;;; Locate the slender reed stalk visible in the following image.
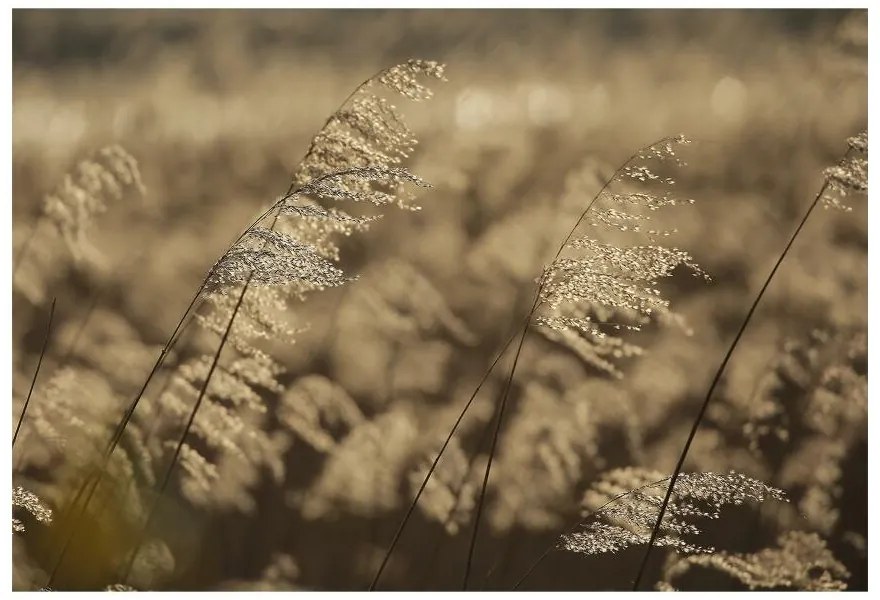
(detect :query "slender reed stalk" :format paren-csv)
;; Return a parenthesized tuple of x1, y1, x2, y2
(119, 274, 251, 584)
(44, 291, 203, 587)
(52, 315, 197, 529)
(630, 146, 854, 591)
(66, 163, 340, 493)
(13, 297, 56, 448)
(368, 331, 517, 590)
(415, 412, 497, 589)
(462, 306, 535, 589)
(92, 165, 337, 461)
(115, 188, 286, 581)
(103, 284, 207, 458)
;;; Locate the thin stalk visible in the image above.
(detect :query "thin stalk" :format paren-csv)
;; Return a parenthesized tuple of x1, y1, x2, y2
(120, 273, 251, 584)
(111, 184, 286, 584)
(39, 68, 368, 480)
(46, 181, 310, 578)
(285, 71, 381, 196)
(462, 304, 536, 590)
(53, 315, 197, 524)
(631, 150, 848, 591)
(13, 298, 56, 448)
(511, 535, 560, 590)
(368, 331, 517, 591)
(461, 138, 674, 590)
(47, 203, 280, 587)
(104, 282, 207, 458)
(89, 166, 367, 462)
(415, 411, 497, 589)
(114, 111, 358, 568)
(44, 294, 203, 588)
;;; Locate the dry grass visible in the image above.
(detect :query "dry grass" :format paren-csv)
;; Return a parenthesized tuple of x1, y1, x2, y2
(11, 9, 867, 592)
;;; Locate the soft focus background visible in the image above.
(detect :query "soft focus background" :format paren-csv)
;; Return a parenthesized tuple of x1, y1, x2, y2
(12, 9, 867, 591)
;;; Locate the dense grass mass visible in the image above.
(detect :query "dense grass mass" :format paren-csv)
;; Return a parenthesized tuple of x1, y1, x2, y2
(11, 9, 867, 592)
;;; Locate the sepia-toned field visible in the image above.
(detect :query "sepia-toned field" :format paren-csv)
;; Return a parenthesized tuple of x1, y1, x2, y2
(11, 9, 867, 592)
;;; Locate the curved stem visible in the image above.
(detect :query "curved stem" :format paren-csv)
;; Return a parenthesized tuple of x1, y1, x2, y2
(631, 150, 847, 591)
(368, 331, 517, 590)
(114, 187, 284, 582)
(369, 136, 673, 591)
(462, 304, 536, 590)
(45, 283, 204, 588)
(111, 281, 209, 455)
(120, 273, 251, 584)
(415, 410, 497, 589)
(13, 298, 56, 448)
